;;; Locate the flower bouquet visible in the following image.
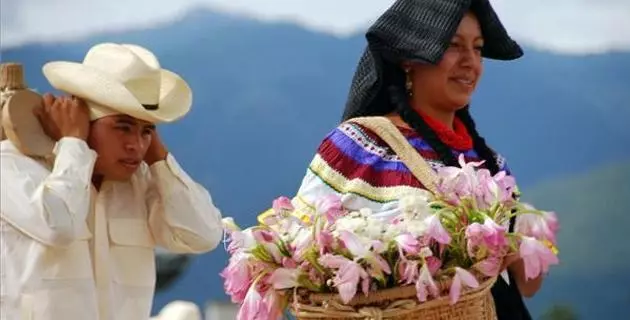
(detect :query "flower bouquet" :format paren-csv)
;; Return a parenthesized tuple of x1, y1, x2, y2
(221, 155, 560, 319)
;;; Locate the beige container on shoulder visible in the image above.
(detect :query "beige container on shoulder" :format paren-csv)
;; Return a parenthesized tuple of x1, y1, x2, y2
(0, 62, 55, 158)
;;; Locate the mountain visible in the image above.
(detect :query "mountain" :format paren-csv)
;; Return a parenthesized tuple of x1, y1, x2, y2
(2, 7, 629, 318)
(521, 162, 630, 319)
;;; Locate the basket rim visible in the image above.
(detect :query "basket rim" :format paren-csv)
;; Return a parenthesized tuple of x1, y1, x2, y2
(290, 277, 498, 319)
(302, 276, 497, 307)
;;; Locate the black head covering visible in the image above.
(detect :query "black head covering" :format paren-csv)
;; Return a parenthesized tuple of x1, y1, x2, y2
(342, 0, 523, 121)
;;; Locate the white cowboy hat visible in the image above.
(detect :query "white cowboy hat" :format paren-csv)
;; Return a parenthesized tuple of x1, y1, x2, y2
(42, 42, 192, 123)
(150, 301, 202, 320)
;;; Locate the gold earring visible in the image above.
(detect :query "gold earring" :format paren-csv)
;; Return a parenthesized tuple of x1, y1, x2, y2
(404, 67, 413, 96)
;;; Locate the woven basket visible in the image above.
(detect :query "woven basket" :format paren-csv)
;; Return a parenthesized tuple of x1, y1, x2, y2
(290, 276, 497, 320)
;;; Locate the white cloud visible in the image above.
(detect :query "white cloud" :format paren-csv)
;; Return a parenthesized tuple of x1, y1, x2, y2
(1, 0, 629, 54)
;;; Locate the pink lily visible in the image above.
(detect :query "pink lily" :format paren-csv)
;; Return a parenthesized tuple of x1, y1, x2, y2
(236, 286, 264, 320)
(220, 252, 252, 303)
(226, 229, 257, 254)
(315, 194, 345, 223)
(398, 259, 420, 285)
(475, 169, 500, 210)
(519, 237, 559, 280)
(473, 256, 502, 277)
(416, 263, 439, 302)
(268, 268, 301, 289)
(437, 154, 485, 199)
(449, 267, 480, 305)
(291, 228, 313, 262)
(492, 171, 517, 202)
(339, 231, 391, 279)
(262, 197, 295, 226)
(281, 257, 298, 269)
(252, 229, 283, 263)
(424, 214, 452, 244)
(272, 196, 294, 212)
(261, 290, 284, 320)
(482, 217, 508, 248)
(515, 209, 559, 245)
(395, 233, 421, 256)
(426, 256, 443, 275)
(319, 254, 370, 304)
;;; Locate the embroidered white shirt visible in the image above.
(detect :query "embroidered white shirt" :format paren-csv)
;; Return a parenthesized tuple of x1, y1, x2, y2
(0, 138, 223, 320)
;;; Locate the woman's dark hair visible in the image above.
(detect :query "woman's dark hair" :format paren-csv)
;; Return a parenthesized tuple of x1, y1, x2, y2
(383, 61, 501, 175)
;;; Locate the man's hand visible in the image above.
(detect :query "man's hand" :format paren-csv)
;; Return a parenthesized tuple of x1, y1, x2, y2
(144, 129, 168, 165)
(34, 94, 90, 141)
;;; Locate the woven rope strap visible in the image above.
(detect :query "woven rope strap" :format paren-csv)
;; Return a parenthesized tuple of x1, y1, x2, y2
(293, 277, 497, 319)
(348, 116, 439, 194)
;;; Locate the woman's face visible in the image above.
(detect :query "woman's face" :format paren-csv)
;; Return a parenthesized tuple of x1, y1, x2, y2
(407, 12, 484, 112)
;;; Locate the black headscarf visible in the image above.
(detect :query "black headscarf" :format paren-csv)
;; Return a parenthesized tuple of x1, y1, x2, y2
(342, 0, 522, 121)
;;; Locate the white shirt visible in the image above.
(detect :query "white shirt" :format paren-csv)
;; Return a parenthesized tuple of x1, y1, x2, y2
(0, 138, 223, 320)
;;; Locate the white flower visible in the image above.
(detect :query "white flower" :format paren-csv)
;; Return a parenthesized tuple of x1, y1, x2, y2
(383, 223, 404, 242)
(362, 217, 383, 238)
(399, 195, 432, 220)
(335, 216, 367, 234)
(419, 247, 433, 258)
(406, 220, 428, 238)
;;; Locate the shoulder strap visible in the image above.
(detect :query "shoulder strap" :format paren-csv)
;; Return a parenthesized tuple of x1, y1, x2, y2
(348, 116, 439, 194)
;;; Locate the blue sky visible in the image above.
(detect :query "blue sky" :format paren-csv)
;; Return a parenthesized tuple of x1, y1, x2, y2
(2, 0, 629, 54)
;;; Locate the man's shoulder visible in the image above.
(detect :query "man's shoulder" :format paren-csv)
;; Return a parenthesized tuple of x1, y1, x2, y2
(1, 140, 51, 174)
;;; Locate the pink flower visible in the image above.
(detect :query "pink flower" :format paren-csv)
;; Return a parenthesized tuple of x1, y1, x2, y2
(291, 228, 313, 262)
(226, 229, 257, 254)
(473, 256, 502, 277)
(482, 218, 508, 248)
(449, 268, 480, 305)
(519, 237, 559, 280)
(424, 214, 452, 244)
(416, 263, 439, 302)
(319, 254, 370, 304)
(252, 229, 283, 263)
(315, 194, 344, 222)
(272, 196, 294, 212)
(398, 259, 420, 285)
(492, 171, 516, 202)
(515, 209, 559, 245)
(262, 197, 295, 226)
(268, 268, 300, 289)
(395, 233, 420, 256)
(281, 257, 298, 269)
(236, 287, 264, 320)
(426, 256, 443, 275)
(475, 169, 499, 210)
(474, 169, 517, 209)
(220, 252, 252, 303)
(315, 229, 334, 255)
(465, 218, 508, 258)
(437, 154, 485, 202)
(261, 290, 284, 320)
(339, 231, 391, 278)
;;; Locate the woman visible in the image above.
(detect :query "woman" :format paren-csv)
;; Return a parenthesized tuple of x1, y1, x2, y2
(262, 0, 542, 319)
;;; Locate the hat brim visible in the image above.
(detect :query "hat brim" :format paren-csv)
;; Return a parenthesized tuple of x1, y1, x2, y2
(42, 61, 192, 123)
(2, 90, 56, 157)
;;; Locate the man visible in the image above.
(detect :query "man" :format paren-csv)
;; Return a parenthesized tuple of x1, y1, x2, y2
(0, 43, 223, 320)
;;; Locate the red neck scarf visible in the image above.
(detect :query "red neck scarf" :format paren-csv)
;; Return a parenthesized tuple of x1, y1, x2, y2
(418, 112, 473, 150)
